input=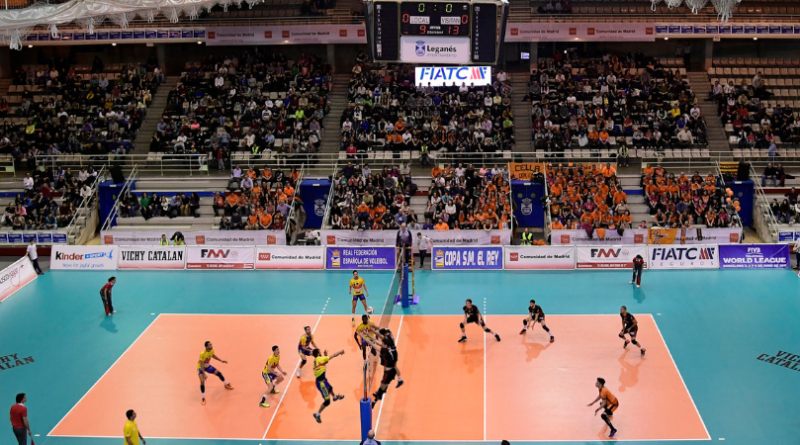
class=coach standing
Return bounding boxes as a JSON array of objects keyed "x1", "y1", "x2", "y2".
[
  {"x1": 101, "y1": 277, "x2": 117, "y2": 316},
  {"x1": 10, "y1": 393, "x2": 31, "y2": 445},
  {"x1": 395, "y1": 223, "x2": 413, "y2": 267},
  {"x1": 26, "y1": 239, "x2": 43, "y2": 275}
]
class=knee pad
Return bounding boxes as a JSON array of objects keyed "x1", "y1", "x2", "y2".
[
  {"x1": 200, "y1": 384, "x2": 205, "y2": 392},
  {"x1": 484, "y1": 328, "x2": 491, "y2": 333},
  {"x1": 522, "y1": 319, "x2": 528, "y2": 326},
  {"x1": 459, "y1": 323, "x2": 465, "y2": 328},
  {"x1": 631, "y1": 339, "x2": 639, "y2": 345},
  {"x1": 480, "y1": 321, "x2": 486, "y2": 328},
  {"x1": 323, "y1": 399, "x2": 331, "y2": 407},
  {"x1": 601, "y1": 414, "x2": 609, "y2": 421},
  {"x1": 301, "y1": 358, "x2": 307, "y2": 366},
  {"x1": 618, "y1": 333, "x2": 626, "y2": 339}
]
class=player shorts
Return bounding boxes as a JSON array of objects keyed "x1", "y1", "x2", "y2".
[
  {"x1": 381, "y1": 367, "x2": 397, "y2": 385},
  {"x1": 627, "y1": 326, "x2": 639, "y2": 336},
  {"x1": 466, "y1": 315, "x2": 480, "y2": 325},
  {"x1": 604, "y1": 402, "x2": 619, "y2": 417},
  {"x1": 262, "y1": 372, "x2": 272, "y2": 385},
  {"x1": 199, "y1": 365, "x2": 217, "y2": 375},
  {"x1": 315, "y1": 377, "x2": 332, "y2": 400},
  {"x1": 534, "y1": 315, "x2": 545, "y2": 323},
  {"x1": 353, "y1": 294, "x2": 365, "y2": 301},
  {"x1": 298, "y1": 346, "x2": 312, "y2": 356}
]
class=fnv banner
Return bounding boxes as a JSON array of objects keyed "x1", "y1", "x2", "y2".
[
  {"x1": 320, "y1": 230, "x2": 510, "y2": 246},
  {"x1": 648, "y1": 244, "x2": 719, "y2": 269},
  {"x1": 256, "y1": 246, "x2": 325, "y2": 270},
  {"x1": 433, "y1": 246, "x2": 503, "y2": 270},
  {"x1": 648, "y1": 227, "x2": 741, "y2": 245},
  {"x1": 552, "y1": 229, "x2": 648, "y2": 246},
  {"x1": 102, "y1": 230, "x2": 286, "y2": 246},
  {"x1": 576, "y1": 245, "x2": 648, "y2": 269},
  {"x1": 504, "y1": 246, "x2": 575, "y2": 270},
  {"x1": 205, "y1": 24, "x2": 366, "y2": 45},
  {"x1": 186, "y1": 246, "x2": 255, "y2": 270},
  {"x1": 506, "y1": 23, "x2": 655, "y2": 42},
  {"x1": 719, "y1": 244, "x2": 790, "y2": 269},
  {"x1": 325, "y1": 247, "x2": 397, "y2": 270},
  {"x1": 0, "y1": 257, "x2": 38, "y2": 303},
  {"x1": 118, "y1": 246, "x2": 186, "y2": 270},
  {"x1": 50, "y1": 246, "x2": 119, "y2": 270},
  {"x1": 414, "y1": 66, "x2": 492, "y2": 87}
]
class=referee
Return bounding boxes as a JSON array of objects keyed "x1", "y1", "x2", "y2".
[
  {"x1": 395, "y1": 223, "x2": 412, "y2": 267},
  {"x1": 629, "y1": 254, "x2": 644, "y2": 288}
]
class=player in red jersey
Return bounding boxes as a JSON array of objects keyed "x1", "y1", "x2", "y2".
[
  {"x1": 100, "y1": 277, "x2": 116, "y2": 315},
  {"x1": 629, "y1": 254, "x2": 644, "y2": 288}
]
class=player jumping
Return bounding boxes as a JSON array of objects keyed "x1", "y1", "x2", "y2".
[
  {"x1": 355, "y1": 314, "x2": 380, "y2": 360},
  {"x1": 197, "y1": 341, "x2": 233, "y2": 405},
  {"x1": 297, "y1": 326, "x2": 319, "y2": 378},
  {"x1": 259, "y1": 346, "x2": 287, "y2": 407},
  {"x1": 312, "y1": 349, "x2": 346, "y2": 423},
  {"x1": 588, "y1": 377, "x2": 619, "y2": 438},
  {"x1": 458, "y1": 299, "x2": 501, "y2": 343},
  {"x1": 370, "y1": 332, "x2": 400, "y2": 408},
  {"x1": 630, "y1": 254, "x2": 644, "y2": 288},
  {"x1": 519, "y1": 299, "x2": 554, "y2": 342},
  {"x1": 619, "y1": 306, "x2": 646, "y2": 355},
  {"x1": 349, "y1": 270, "x2": 370, "y2": 325}
]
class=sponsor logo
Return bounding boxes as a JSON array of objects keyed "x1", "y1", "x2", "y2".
[
  {"x1": 267, "y1": 235, "x2": 277, "y2": 244},
  {"x1": 634, "y1": 234, "x2": 644, "y2": 244},
  {"x1": 331, "y1": 249, "x2": 341, "y2": 267},
  {"x1": 55, "y1": 251, "x2": 114, "y2": 260},
  {"x1": 491, "y1": 235, "x2": 501, "y2": 244},
  {"x1": 569, "y1": 27, "x2": 577, "y2": 35},
  {"x1": 591, "y1": 248, "x2": 626, "y2": 258},
  {"x1": 104, "y1": 235, "x2": 114, "y2": 244},
  {"x1": 196, "y1": 235, "x2": 206, "y2": 244},
  {"x1": 358, "y1": 29, "x2": 365, "y2": 37},
  {"x1": 510, "y1": 252, "x2": 519, "y2": 261},
  {"x1": 208, "y1": 31, "x2": 216, "y2": 39},
  {"x1": 0, "y1": 353, "x2": 35, "y2": 371},
  {"x1": 561, "y1": 234, "x2": 570, "y2": 244},
  {"x1": 282, "y1": 30, "x2": 290, "y2": 38},
  {"x1": 200, "y1": 249, "x2": 235, "y2": 259},
  {"x1": 649, "y1": 246, "x2": 717, "y2": 267},
  {"x1": 0, "y1": 264, "x2": 22, "y2": 286},
  {"x1": 587, "y1": 27, "x2": 595, "y2": 35},
  {"x1": 646, "y1": 27, "x2": 654, "y2": 35},
  {"x1": 434, "y1": 249, "x2": 445, "y2": 268},
  {"x1": 327, "y1": 235, "x2": 336, "y2": 244},
  {"x1": 315, "y1": 199, "x2": 326, "y2": 217},
  {"x1": 415, "y1": 41, "x2": 426, "y2": 57},
  {"x1": 730, "y1": 233, "x2": 740, "y2": 242},
  {"x1": 757, "y1": 350, "x2": 800, "y2": 373},
  {"x1": 259, "y1": 253, "x2": 271, "y2": 261},
  {"x1": 339, "y1": 29, "x2": 347, "y2": 37},
  {"x1": 510, "y1": 28, "x2": 519, "y2": 36},
  {"x1": 521, "y1": 198, "x2": 533, "y2": 216},
  {"x1": 265, "y1": 31, "x2": 272, "y2": 38}
]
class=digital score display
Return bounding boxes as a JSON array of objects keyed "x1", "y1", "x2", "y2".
[
  {"x1": 400, "y1": 2, "x2": 470, "y2": 36},
  {"x1": 471, "y1": 2, "x2": 497, "y2": 63},
  {"x1": 373, "y1": 1, "x2": 400, "y2": 61}
]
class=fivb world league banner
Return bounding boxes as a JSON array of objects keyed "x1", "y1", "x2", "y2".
[
  {"x1": 648, "y1": 227, "x2": 741, "y2": 245},
  {"x1": 433, "y1": 247, "x2": 503, "y2": 270},
  {"x1": 552, "y1": 229, "x2": 648, "y2": 246},
  {"x1": 719, "y1": 244, "x2": 790, "y2": 269},
  {"x1": 320, "y1": 230, "x2": 510, "y2": 246},
  {"x1": 326, "y1": 247, "x2": 396, "y2": 270}
]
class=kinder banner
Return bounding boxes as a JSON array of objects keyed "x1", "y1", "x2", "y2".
[
  {"x1": 506, "y1": 23, "x2": 655, "y2": 42},
  {"x1": 648, "y1": 227, "x2": 742, "y2": 245},
  {"x1": 719, "y1": 244, "x2": 790, "y2": 269},
  {"x1": 321, "y1": 230, "x2": 510, "y2": 246},
  {"x1": 256, "y1": 246, "x2": 325, "y2": 270},
  {"x1": 325, "y1": 247, "x2": 396, "y2": 270},
  {"x1": 649, "y1": 244, "x2": 719, "y2": 269},
  {"x1": 433, "y1": 246, "x2": 503, "y2": 270},
  {"x1": 509, "y1": 162, "x2": 546, "y2": 181},
  {"x1": 118, "y1": 246, "x2": 186, "y2": 270},
  {"x1": 102, "y1": 230, "x2": 286, "y2": 246},
  {"x1": 504, "y1": 246, "x2": 575, "y2": 270},
  {"x1": 553, "y1": 229, "x2": 648, "y2": 245},
  {"x1": 186, "y1": 246, "x2": 255, "y2": 270},
  {"x1": 0, "y1": 257, "x2": 38, "y2": 302},
  {"x1": 205, "y1": 24, "x2": 366, "y2": 45},
  {"x1": 50, "y1": 246, "x2": 119, "y2": 270},
  {"x1": 576, "y1": 245, "x2": 648, "y2": 269}
]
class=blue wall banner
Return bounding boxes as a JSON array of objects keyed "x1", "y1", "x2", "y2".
[
  {"x1": 325, "y1": 247, "x2": 396, "y2": 270},
  {"x1": 298, "y1": 179, "x2": 331, "y2": 229},
  {"x1": 511, "y1": 180, "x2": 545, "y2": 228},
  {"x1": 728, "y1": 180, "x2": 754, "y2": 227},
  {"x1": 719, "y1": 244, "x2": 790, "y2": 269},
  {"x1": 432, "y1": 246, "x2": 503, "y2": 270}
]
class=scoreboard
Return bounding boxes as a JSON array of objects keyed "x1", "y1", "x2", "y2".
[{"x1": 366, "y1": 0, "x2": 508, "y2": 65}]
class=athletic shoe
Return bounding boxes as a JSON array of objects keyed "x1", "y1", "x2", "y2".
[
  {"x1": 396, "y1": 380, "x2": 404, "y2": 389},
  {"x1": 260, "y1": 402, "x2": 270, "y2": 408},
  {"x1": 201, "y1": 398, "x2": 206, "y2": 405},
  {"x1": 495, "y1": 334, "x2": 501, "y2": 341},
  {"x1": 519, "y1": 329, "x2": 526, "y2": 335},
  {"x1": 313, "y1": 413, "x2": 322, "y2": 423},
  {"x1": 224, "y1": 383, "x2": 234, "y2": 390},
  {"x1": 271, "y1": 388, "x2": 280, "y2": 394},
  {"x1": 296, "y1": 370, "x2": 301, "y2": 378},
  {"x1": 334, "y1": 394, "x2": 345, "y2": 401},
  {"x1": 629, "y1": 280, "x2": 634, "y2": 284},
  {"x1": 641, "y1": 348, "x2": 646, "y2": 356},
  {"x1": 623, "y1": 340, "x2": 630, "y2": 349},
  {"x1": 371, "y1": 399, "x2": 377, "y2": 409},
  {"x1": 352, "y1": 318, "x2": 356, "y2": 326},
  {"x1": 458, "y1": 336, "x2": 467, "y2": 343},
  {"x1": 609, "y1": 429, "x2": 617, "y2": 438},
  {"x1": 550, "y1": 336, "x2": 555, "y2": 343},
  {"x1": 636, "y1": 284, "x2": 640, "y2": 288}
]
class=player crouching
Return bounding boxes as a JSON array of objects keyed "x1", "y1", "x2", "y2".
[{"x1": 458, "y1": 299, "x2": 500, "y2": 343}]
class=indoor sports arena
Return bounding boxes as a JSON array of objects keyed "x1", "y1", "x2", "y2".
[{"x1": 0, "y1": 0, "x2": 799, "y2": 444}]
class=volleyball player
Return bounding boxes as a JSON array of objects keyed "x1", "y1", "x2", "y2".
[
  {"x1": 588, "y1": 377, "x2": 619, "y2": 438},
  {"x1": 370, "y1": 333, "x2": 400, "y2": 409},
  {"x1": 197, "y1": 341, "x2": 233, "y2": 405},
  {"x1": 355, "y1": 314, "x2": 379, "y2": 360},
  {"x1": 458, "y1": 299, "x2": 501, "y2": 343},
  {"x1": 362, "y1": 328, "x2": 406, "y2": 390},
  {"x1": 349, "y1": 270, "x2": 370, "y2": 325},
  {"x1": 619, "y1": 306, "x2": 646, "y2": 355},
  {"x1": 312, "y1": 349, "x2": 345, "y2": 423},
  {"x1": 630, "y1": 254, "x2": 644, "y2": 288},
  {"x1": 379, "y1": 328, "x2": 404, "y2": 388},
  {"x1": 296, "y1": 326, "x2": 319, "y2": 378},
  {"x1": 519, "y1": 300, "x2": 554, "y2": 342}
]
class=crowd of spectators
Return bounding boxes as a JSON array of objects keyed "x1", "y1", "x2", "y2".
[
  {"x1": 535, "y1": 0, "x2": 573, "y2": 14},
  {"x1": 161, "y1": 50, "x2": 332, "y2": 171},
  {"x1": 338, "y1": 52, "x2": 516, "y2": 164},
  {"x1": 523, "y1": 51, "x2": 707, "y2": 157}
]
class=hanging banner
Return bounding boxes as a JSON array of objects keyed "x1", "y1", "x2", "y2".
[
  {"x1": 576, "y1": 245, "x2": 648, "y2": 269},
  {"x1": 118, "y1": 246, "x2": 186, "y2": 270},
  {"x1": 512, "y1": 181, "x2": 545, "y2": 228},
  {"x1": 0, "y1": 257, "x2": 38, "y2": 303},
  {"x1": 553, "y1": 229, "x2": 648, "y2": 245},
  {"x1": 325, "y1": 247, "x2": 397, "y2": 270},
  {"x1": 102, "y1": 230, "x2": 286, "y2": 246},
  {"x1": 400, "y1": 35, "x2": 471, "y2": 64},
  {"x1": 186, "y1": 246, "x2": 255, "y2": 270},
  {"x1": 50, "y1": 246, "x2": 119, "y2": 270},
  {"x1": 414, "y1": 66, "x2": 492, "y2": 87},
  {"x1": 719, "y1": 244, "x2": 790, "y2": 269},
  {"x1": 205, "y1": 24, "x2": 367, "y2": 45},
  {"x1": 433, "y1": 246, "x2": 504, "y2": 270},
  {"x1": 649, "y1": 244, "x2": 719, "y2": 269},
  {"x1": 504, "y1": 246, "x2": 575, "y2": 270},
  {"x1": 509, "y1": 162, "x2": 546, "y2": 181},
  {"x1": 648, "y1": 227, "x2": 742, "y2": 245},
  {"x1": 256, "y1": 246, "x2": 325, "y2": 270},
  {"x1": 320, "y1": 230, "x2": 510, "y2": 246},
  {"x1": 506, "y1": 23, "x2": 655, "y2": 42}
]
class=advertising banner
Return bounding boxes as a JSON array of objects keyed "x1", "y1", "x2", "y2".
[
  {"x1": 414, "y1": 66, "x2": 492, "y2": 87},
  {"x1": 50, "y1": 246, "x2": 119, "y2": 270},
  {"x1": 719, "y1": 244, "x2": 790, "y2": 269},
  {"x1": 649, "y1": 244, "x2": 719, "y2": 269},
  {"x1": 504, "y1": 246, "x2": 575, "y2": 270},
  {"x1": 102, "y1": 230, "x2": 286, "y2": 246},
  {"x1": 325, "y1": 247, "x2": 397, "y2": 270},
  {"x1": 576, "y1": 245, "x2": 648, "y2": 269},
  {"x1": 508, "y1": 162, "x2": 546, "y2": 181},
  {"x1": 320, "y1": 230, "x2": 510, "y2": 246},
  {"x1": 0, "y1": 257, "x2": 38, "y2": 302},
  {"x1": 186, "y1": 246, "x2": 255, "y2": 270},
  {"x1": 553, "y1": 229, "x2": 648, "y2": 246},
  {"x1": 256, "y1": 246, "x2": 325, "y2": 270},
  {"x1": 648, "y1": 227, "x2": 741, "y2": 245},
  {"x1": 432, "y1": 246, "x2": 503, "y2": 270},
  {"x1": 506, "y1": 23, "x2": 655, "y2": 42},
  {"x1": 118, "y1": 246, "x2": 186, "y2": 270},
  {"x1": 206, "y1": 24, "x2": 367, "y2": 45},
  {"x1": 400, "y1": 35, "x2": 471, "y2": 64}
]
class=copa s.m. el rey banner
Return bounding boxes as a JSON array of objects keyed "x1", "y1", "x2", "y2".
[{"x1": 433, "y1": 246, "x2": 503, "y2": 270}]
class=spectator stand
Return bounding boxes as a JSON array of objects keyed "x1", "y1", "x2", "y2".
[{"x1": 36, "y1": 153, "x2": 209, "y2": 177}]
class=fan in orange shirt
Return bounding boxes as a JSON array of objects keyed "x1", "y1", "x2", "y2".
[{"x1": 434, "y1": 219, "x2": 449, "y2": 230}]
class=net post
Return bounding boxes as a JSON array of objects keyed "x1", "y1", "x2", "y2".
[
  {"x1": 401, "y1": 262, "x2": 410, "y2": 308},
  {"x1": 361, "y1": 360, "x2": 372, "y2": 440}
]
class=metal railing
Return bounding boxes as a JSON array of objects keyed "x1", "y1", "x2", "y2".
[
  {"x1": 101, "y1": 166, "x2": 139, "y2": 232},
  {"x1": 748, "y1": 164, "x2": 781, "y2": 242},
  {"x1": 320, "y1": 163, "x2": 338, "y2": 230},
  {"x1": 64, "y1": 165, "x2": 106, "y2": 243},
  {"x1": 715, "y1": 160, "x2": 745, "y2": 228},
  {"x1": 35, "y1": 154, "x2": 209, "y2": 176},
  {"x1": 285, "y1": 165, "x2": 304, "y2": 243}
]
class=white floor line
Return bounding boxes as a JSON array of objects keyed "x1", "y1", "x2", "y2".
[
  {"x1": 374, "y1": 314, "x2": 404, "y2": 434},
  {"x1": 47, "y1": 314, "x2": 163, "y2": 437},
  {"x1": 45, "y1": 435, "x2": 712, "y2": 442},
  {"x1": 483, "y1": 298, "x2": 487, "y2": 441}
]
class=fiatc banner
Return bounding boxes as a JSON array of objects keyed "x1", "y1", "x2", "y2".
[
  {"x1": 50, "y1": 246, "x2": 119, "y2": 270},
  {"x1": 186, "y1": 246, "x2": 255, "y2": 270},
  {"x1": 649, "y1": 244, "x2": 719, "y2": 269},
  {"x1": 0, "y1": 257, "x2": 38, "y2": 302},
  {"x1": 648, "y1": 227, "x2": 742, "y2": 245},
  {"x1": 504, "y1": 246, "x2": 575, "y2": 270},
  {"x1": 118, "y1": 246, "x2": 186, "y2": 270},
  {"x1": 719, "y1": 244, "x2": 790, "y2": 269},
  {"x1": 415, "y1": 66, "x2": 492, "y2": 87},
  {"x1": 325, "y1": 247, "x2": 396, "y2": 270},
  {"x1": 553, "y1": 229, "x2": 648, "y2": 245},
  {"x1": 256, "y1": 246, "x2": 325, "y2": 270},
  {"x1": 321, "y1": 230, "x2": 511, "y2": 246},
  {"x1": 102, "y1": 230, "x2": 286, "y2": 246},
  {"x1": 576, "y1": 245, "x2": 648, "y2": 269},
  {"x1": 433, "y1": 246, "x2": 503, "y2": 270}
]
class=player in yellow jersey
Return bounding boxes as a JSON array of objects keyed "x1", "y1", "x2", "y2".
[
  {"x1": 349, "y1": 270, "x2": 370, "y2": 325},
  {"x1": 197, "y1": 341, "x2": 233, "y2": 405},
  {"x1": 354, "y1": 314, "x2": 380, "y2": 360},
  {"x1": 312, "y1": 348, "x2": 345, "y2": 423},
  {"x1": 297, "y1": 326, "x2": 319, "y2": 378},
  {"x1": 259, "y1": 345, "x2": 288, "y2": 408}
]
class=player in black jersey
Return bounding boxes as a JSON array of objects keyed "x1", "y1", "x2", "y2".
[
  {"x1": 519, "y1": 300, "x2": 554, "y2": 342},
  {"x1": 370, "y1": 333, "x2": 400, "y2": 409},
  {"x1": 619, "y1": 306, "x2": 646, "y2": 355},
  {"x1": 458, "y1": 299, "x2": 501, "y2": 343}
]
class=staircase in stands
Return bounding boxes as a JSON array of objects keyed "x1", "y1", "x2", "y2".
[
  {"x1": 686, "y1": 71, "x2": 732, "y2": 159},
  {"x1": 510, "y1": 74, "x2": 533, "y2": 152},
  {"x1": 137, "y1": 75, "x2": 180, "y2": 152},
  {"x1": 321, "y1": 73, "x2": 350, "y2": 154}
]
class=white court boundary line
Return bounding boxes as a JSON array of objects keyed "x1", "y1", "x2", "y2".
[
  {"x1": 373, "y1": 314, "x2": 404, "y2": 434},
  {"x1": 48, "y1": 314, "x2": 163, "y2": 436},
  {"x1": 45, "y1": 435, "x2": 712, "y2": 442},
  {"x1": 483, "y1": 298, "x2": 487, "y2": 441}
]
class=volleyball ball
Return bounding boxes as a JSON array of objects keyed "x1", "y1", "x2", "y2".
[{"x1": 367, "y1": 307, "x2": 374, "y2": 315}]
